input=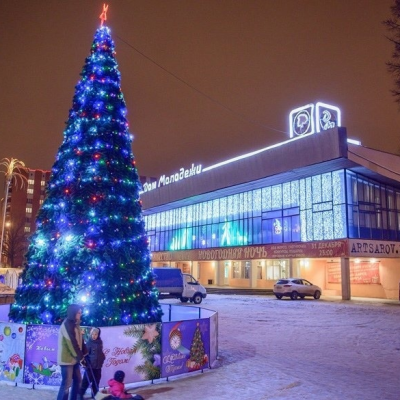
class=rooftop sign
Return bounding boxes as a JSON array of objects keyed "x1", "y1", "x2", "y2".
[
  {"x1": 142, "y1": 164, "x2": 202, "y2": 193},
  {"x1": 289, "y1": 102, "x2": 341, "y2": 137},
  {"x1": 141, "y1": 102, "x2": 345, "y2": 194}
]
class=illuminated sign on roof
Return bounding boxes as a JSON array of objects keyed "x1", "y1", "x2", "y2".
[
  {"x1": 142, "y1": 163, "x2": 203, "y2": 193},
  {"x1": 141, "y1": 102, "x2": 348, "y2": 194},
  {"x1": 289, "y1": 102, "x2": 341, "y2": 138},
  {"x1": 289, "y1": 103, "x2": 315, "y2": 137}
]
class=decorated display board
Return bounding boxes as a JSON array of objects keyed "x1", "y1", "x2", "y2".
[
  {"x1": 161, "y1": 319, "x2": 210, "y2": 378},
  {"x1": 0, "y1": 322, "x2": 26, "y2": 383},
  {"x1": 0, "y1": 319, "x2": 212, "y2": 386},
  {"x1": 99, "y1": 323, "x2": 162, "y2": 386},
  {"x1": 24, "y1": 324, "x2": 60, "y2": 386},
  {"x1": 1, "y1": 302, "x2": 216, "y2": 386}
]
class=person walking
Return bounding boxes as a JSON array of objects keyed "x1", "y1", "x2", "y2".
[
  {"x1": 79, "y1": 327, "x2": 105, "y2": 399},
  {"x1": 56, "y1": 304, "x2": 87, "y2": 400}
]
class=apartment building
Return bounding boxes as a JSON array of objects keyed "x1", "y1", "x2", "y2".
[{"x1": 1, "y1": 168, "x2": 51, "y2": 267}]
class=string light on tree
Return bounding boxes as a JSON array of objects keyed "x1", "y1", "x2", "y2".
[{"x1": 9, "y1": 5, "x2": 162, "y2": 326}]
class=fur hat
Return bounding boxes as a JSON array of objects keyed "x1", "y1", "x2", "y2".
[
  {"x1": 90, "y1": 327, "x2": 100, "y2": 336},
  {"x1": 114, "y1": 370, "x2": 125, "y2": 383}
]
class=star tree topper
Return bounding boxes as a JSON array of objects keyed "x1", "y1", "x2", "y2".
[
  {"x1": 142, "y1": 324, "x2": 159, "y2": 344},
  {"x1": 100, "y1": 3, "x2": 109, "y2": 27}
]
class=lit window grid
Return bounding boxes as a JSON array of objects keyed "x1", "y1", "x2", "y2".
[
  {"x1": 253, "y1": 189, "x2": 262, "y2": 214},
  {"x1": 262, "y1": 187, "x2": 271, "y2": 211},
  {"x1": 312, "y1": 175, "x2": 322, "y2": 204},
  {"x1": 305, "y1": 178, "x2": 312, "y2": 209},
  {"x1": 291, "y1": 181, "x2": 300, "y2": 207},
  {"x1": 322, "y1": 173, "x2": 332, "y2": 202},
  {"x1": 283, "y1": 182, "x2": 291, "y2": 207},
  {"x1": 271, "y1": 185, "x2": 282, "y2": 209},
  {"x1": 144, "y1": 170, "x2": 400, "y2": 251},
  {"x1": 333, "y1": 170, "x2": 345, "y2": 205}
]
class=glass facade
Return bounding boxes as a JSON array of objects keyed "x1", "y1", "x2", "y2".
[
  {"x1": 144, "y1": 169, "x2": 400, "y2": 252},
  {"x1": 347, "y1": 171, "x2": 400, "y2": 240}
]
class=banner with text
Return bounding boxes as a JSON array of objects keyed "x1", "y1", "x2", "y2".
[
  {"x1": 348, "y1": 239, "x2": 400, "y2": 258},
  {"x1": 24, "y1": 324, "x2": 60, "y2": 386},
  {"x1": 327, "y1": 261, "x2": 380, "y2": 284},
  {"x1": 152, "y1": 240, "x2": 348, "y2": 262},
  {"x1": 161, "y1": 319, "x2": 210, "y2": 378},
  {"x1": 99, "y1": 323, "x2": 161, "y2": 386}
]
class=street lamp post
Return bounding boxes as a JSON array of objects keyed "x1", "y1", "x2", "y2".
[{"x1": 0, "y1": 158, "x2": 27, "y2": 267}]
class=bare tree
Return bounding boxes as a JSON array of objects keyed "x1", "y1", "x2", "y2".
[
  {"x1": 2, "y1": 218, "x2": 28, "y2": 267},
  {"x1": 384, "y1": 0, "x2": 400, "y2": 106}
]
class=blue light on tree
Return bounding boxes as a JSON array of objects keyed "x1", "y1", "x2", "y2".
[{"x1": 9, "y1": 13, "x2": 162, "y2": 326}]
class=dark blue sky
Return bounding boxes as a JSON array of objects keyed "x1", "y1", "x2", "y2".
[{"x1": 0, "y1": 0, "x2": 399, "y2": 183}]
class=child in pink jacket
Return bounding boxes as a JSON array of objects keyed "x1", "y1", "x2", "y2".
[{"x1": 107, "y1": 370, "x2": 143, "y2": 399}]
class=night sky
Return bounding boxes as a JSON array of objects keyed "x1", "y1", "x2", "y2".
[{"x1": 0, "y1": 0, "x2": 399, "y2": 186}]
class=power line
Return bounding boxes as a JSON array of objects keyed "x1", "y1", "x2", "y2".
[{"x1": 116, "y1": 34, "x2": 287, "y2": 135}]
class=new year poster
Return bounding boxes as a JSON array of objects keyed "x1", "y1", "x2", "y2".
[
  {"x1": 0, "y1": 322, "x2": 26, "y2": 383},
  {"x1": 161, "y1": 319, "x2": 210, "y2": 378},
  {"x1": 24, "y1": 324, "x2": 60, "y2": 386},
  {"x1": 99, "y1": 323, "x2": 161, "y2": 386}
]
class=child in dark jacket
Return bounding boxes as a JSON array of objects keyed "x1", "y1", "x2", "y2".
[
  {"x1": 79, "y1": 327, "x2": 105, "y2": 399},
  {"x1": 107, "y1": 370, "x2": 143, "y2": 399}
]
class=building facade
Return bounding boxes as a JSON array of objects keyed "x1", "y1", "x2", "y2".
[
  {"x1": 140, "y1": 127, "x2": 400, "y2": 300},
  {"x1": 1, "y1": 168, "x2": 51, "y2": 267}
]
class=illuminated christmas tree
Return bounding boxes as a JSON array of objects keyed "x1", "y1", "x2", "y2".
[
  {"x1": 187, "y1": 323, "x2": 207, "y2": 370},
  {"x1": 9, "y1": 7, "x2": 162, "y2": 326}
]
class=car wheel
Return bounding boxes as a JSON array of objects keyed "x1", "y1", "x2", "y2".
[
  {"x1": 180, "y1": 297, "x2": 189, "y2": 303},
  {"x1": 275, "y1": 294, "x2": 282, "y2": 299},
  {"x1": 290, "y1": 291, "x2": 299, "y2": 300},
  {"x1": 313, "y1": 290, "x2": 321, "y2": 300},
  {"x1": 192, "y1": 294, "x2": 203, "y2": 304}
]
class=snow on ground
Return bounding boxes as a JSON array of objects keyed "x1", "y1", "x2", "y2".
[{"x1": 1, "y1": 294, "x2": 399, "y2": 400}]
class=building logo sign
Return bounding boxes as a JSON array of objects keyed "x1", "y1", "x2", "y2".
[
  {"x1": 142, "y1": 164, "x2": 202, "y2": 193},
  {"x1": 290, "y1": 103, "x2": 315, "y2": 137},
  {"x1": 349, "y1": 239, "x2": 400, "y2": 258},
  {"x1": 289, "y1": 102, "x2": 341, "y2": 138}
]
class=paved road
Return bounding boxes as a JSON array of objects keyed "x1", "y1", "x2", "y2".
[{"x1": 206, "y1": 287, "x2": 273, "y2": 296}]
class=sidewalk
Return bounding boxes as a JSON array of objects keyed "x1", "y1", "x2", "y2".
[
  {"x1": 1, "y1": 368, "x2": 221, "y2": 400},
  {"x1": 0, "y1": 294, "x2": 399, "y2": 400},
  {"x1": 321, "y1": 294, "x2": 400, "y2": 305}
]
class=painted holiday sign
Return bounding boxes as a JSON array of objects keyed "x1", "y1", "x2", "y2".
[
  {"x1": 24, "y1": 324, "x2": 60, "y2": 386},
  {"x1": 0, "y1": 322, "x2": 26, "y2": 384},
  {"x1": 161, "y1": 319, "x2": 210, "y2": 378},
  {"x1": 289, "y1": 102, "x2": 341, "y2": 137},
  {"x1": 99, "y1": 323, "x2": 162, "y2": 386}
]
